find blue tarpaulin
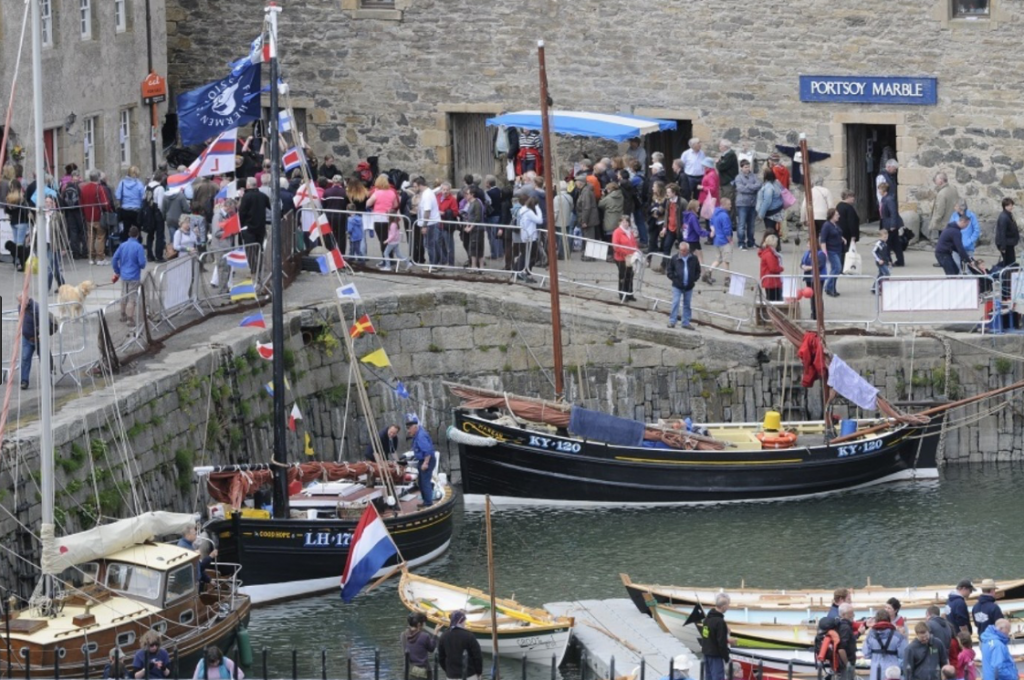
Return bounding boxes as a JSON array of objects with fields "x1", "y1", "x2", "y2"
[
  {"x1": 569, "y1": 405, "x2": 646, "y2": 447},
  {"x1": 486, "y1": 111, "x2": 676, "y2": 143}
]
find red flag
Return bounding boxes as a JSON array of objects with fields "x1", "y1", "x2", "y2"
[
  {"x1": 288, "y1": 403, "x2": 302, "y2": 432},
  {"x1": 256, "y1": 342, "x2": 274, "y2": 360},
  {"x1": 349, "y1": 314, "x2": 376, "y2": 339},
  {"x1": 221, "y1": 213, "x2": 241, "y2": 237}
]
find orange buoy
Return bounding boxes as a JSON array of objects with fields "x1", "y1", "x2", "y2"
[{"x1": 755, "y1": 431, "x2": 799, "y2": 450}]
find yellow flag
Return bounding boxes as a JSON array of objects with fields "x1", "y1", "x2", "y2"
[
  {"x1": 359, "y1": 348, "x2": 390, "y2": 368},
  {"x1": 304, "y1": 431, "x2": 314, "y2": 456}
]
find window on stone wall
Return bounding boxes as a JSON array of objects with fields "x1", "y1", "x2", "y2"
[
  {"x1": 115, "y1": 0, "x2": 131, "y2": 33},
  {"x1": 83, "y1": 116, "x2": 96, "y2": 171},
  {"x1": 41, "y1": 0, "x2": 54, "y2": 47},
  {"x1": 360, "y1": 0, "x2": 396, "y2": 7},
  {"x1": 952, "y1": 0, "x2": 989, "y2": 17},
  {"x1": 119, "y1": 109, "x2": 132, "y2": 167},
  {"x1": 79, "y1": 0, "x2": 92, "y2": 40}
]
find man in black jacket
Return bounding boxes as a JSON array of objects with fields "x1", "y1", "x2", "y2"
[
  {"x1": 995, "y1": 198, "x2": 1019, "y2": 266},
  {"x1": 699, "y1": 594, "x2": 733, "y2": 680},
  {"x1": 935, "y1": 217, "x2": 975, "y2": 276},
  {"x1": 667, "y1": 242, "x2": 702, "y2": 330},
  {"x1": 438, "y1": 610, "x2": 482, "y2": 680},
  {"x1": 238, "y1": 176, "x2": 270, "y2": 269}
]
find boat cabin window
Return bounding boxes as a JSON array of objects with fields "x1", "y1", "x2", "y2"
[
  {"x1": 165, "y1": 564, "x2": 195, "y2": 604},
  {"x1": 105, "y1": 562, "x2": 163, "y2": 603},
  {"x1": 59, "y1": 562, "x2": 99, "y2": 589}
]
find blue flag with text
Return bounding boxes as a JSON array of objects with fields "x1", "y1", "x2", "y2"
[{"x1": 177, "y1": 63, "x2": 261, "y2": 146}]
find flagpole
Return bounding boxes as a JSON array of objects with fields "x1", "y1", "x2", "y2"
[
  {"x1": 266, "y1": 2, "x2": 289, "y2": 520},
  {"x1": 485, "y1": 496, "x2": 500, "y2": 679}
]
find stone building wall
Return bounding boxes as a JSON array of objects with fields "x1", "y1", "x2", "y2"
[
  {"x1": 0, "y1": 0, "x2": 168, "y2": 182},
  {"x1": 166, "y1": 0, "x2": 1024, "y2": 227},
  {"x1": 2, "y1": 289, "x2": 1022, "y2": 597}
]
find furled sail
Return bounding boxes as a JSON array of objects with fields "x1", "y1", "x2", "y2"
[{"x1": 40, "y1": 511, "x2": 198, "y2": 575}]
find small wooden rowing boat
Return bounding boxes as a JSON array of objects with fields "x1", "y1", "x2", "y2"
[
  {"x1": 622, "y1": 573, "x2": 1024, "y2": 616},
  {"x1": 398, "y1": 571, "x2": 574, "y2": 665}
]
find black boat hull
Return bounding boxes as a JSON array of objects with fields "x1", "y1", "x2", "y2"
[
  {"x1": 455, "y1": 412, "x2": 942, "y2": 506},
  {"x1": 207, "y1": 489, "x2": 457, "y2": 605}
]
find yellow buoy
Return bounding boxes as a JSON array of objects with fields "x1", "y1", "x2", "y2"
[{"x1": 762, "y1": 411, "x2": 782, "y2": 432}]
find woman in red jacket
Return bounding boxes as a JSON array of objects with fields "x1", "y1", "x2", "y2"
[
  {"x1": 759, "y1": 233, "x2": 784, "y2": 302},
  {"x1": 611, "y1": 217, "x2": 639, "y2": 302}
]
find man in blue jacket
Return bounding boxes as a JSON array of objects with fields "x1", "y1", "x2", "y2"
[
  {"x1": 111, "y1": 226, "x2": 147, "y2": 327},
  {"x1": 667, "y1": 241, "x2": 702, "y2": 330},
  {"x1": 406, "y1": 414, "x2": 436, "y2": 508},
  {"x1": 946, "y1": 580, "x2": 974, "y2": 634},
  {"x1": 706, "y1": 197, "x2": 733, "y2": 285},
  {"x1": 972, "y1": 579, "x2": 1004, "y2": 636},
  {"x1": 981, "y1": 618, "x2": 1016, "y2": 680}
]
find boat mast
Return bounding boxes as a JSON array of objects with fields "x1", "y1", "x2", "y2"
[
  {"x1": 485, "y1": 496, "x2": 500, "y2": 679},
  {"x1": 798, "y1": 134, "x2": 831, "y2": 422},
  {"x1": 537, "y1": 41, "x2": 564, "y2": 401},
  {"x1": 266, "y1": 2, "x2": 289, "y2": 519},
  {"x1": 33, "y1": 0, "x2": 55, "y2": 549}
]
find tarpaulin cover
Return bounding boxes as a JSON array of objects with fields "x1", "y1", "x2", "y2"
[
  {"x1": 569, "y1": 405, "x2": 646, "y2": 447},
  {"x1": 486, "y1": 110, "x2": 676, "y2": 142}
]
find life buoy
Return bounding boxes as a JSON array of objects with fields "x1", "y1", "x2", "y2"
[{"x1": 755, "y1": 431, "x2": 798, "y2": 450}]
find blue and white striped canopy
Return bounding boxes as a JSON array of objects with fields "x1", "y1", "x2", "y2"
[{"x1": 486, "y1": 110, "x2": 677, "y2": 142}]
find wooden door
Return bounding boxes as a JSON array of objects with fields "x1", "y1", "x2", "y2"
[{"x1": 449, "y1": 113, "x2": 495, "y2": 184}]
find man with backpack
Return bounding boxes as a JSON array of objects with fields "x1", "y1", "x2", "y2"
[
  {"x1": 862, "y1": 608, "x2": 907, "y2": 680},
  {"x1": 816, "y1": 604, "x2": 858, "y2": 680},
  {"x1": 59, "y1": 173, "x2": 88, "y2": 259},
  {"x1": 140, "y1": 174, "x2": 166, "y2": 262},
  {"x1": 904, "y1": 622, "x2": 948, "y2": 680},
  {"x1": 698, "y1": 594, "x2": 733, "y2": 680}
]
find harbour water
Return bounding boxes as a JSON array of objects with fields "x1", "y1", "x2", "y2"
[{"x1": 247, "y1": 463, "x2": 1024, "y2": 679}]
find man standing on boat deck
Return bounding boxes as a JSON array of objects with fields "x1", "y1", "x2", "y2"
[
  {"x1": 972, "y1": 579, "x2": 1004, "y2": 637},
  {"x1": 699, "y1": 593, "x2": 734, "y2": 680},
  {"x1": 365, "y1": 424, "x2": 400, "y2": 462},
  {"x1": 406, "y1": 414, "x2": 436, "y2": 508},
  {"x1": 947, "y1": 580, "x2": 974, "y2": 634}
]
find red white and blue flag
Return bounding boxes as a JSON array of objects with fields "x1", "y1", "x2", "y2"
[
  {"x1": 167, "y1": 129, "x2": 238, "y2": 192},
  {"x1": 340, "y1": 504, "x2": 398, "y2": 603},
  {"x1": 225, "y1": 249, "x2": 249, "y2": 268},
  {"x1": 283, "y1": 147, "x2": 304, "y2": 173},
  {"x1": 239, "y1": 311, "x2": 266, "y2": 329},
  {"x1": 256, "y1": 341, "x2": 274, "y2": 360}
]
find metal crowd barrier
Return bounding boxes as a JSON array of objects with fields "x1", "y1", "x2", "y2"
[
  {"x1": 1, "y1": 302, "x2": 105, "y2": 387},
  {"x1": 643, "y1": 251, "x2": 753, "y2": 329}
]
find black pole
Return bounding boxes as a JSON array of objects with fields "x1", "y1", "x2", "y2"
[
  {"x1": 53, "y1": 649, "x2": 59, "y2": 680},
  {"x1": 347, "y1": 654, "x2": 353, "y2": 680},
  {"x1": 173, "y1": 647, "x2": 180, "y2": 680},
  {"x1": 521, "y1": 654, "x2": 527, "y2": 680},
  {"x1": 609, "y1": 656, "x2": 615, "y2": 680},
  {"x1": 83, "y1": 646, "x2": 89, "y2": 680},
  {"x1": 262, "y1": 648, "x2": 269, "y2": 680},
  {"x1": 405, "y1": 652, "x2": 411, "y2": 680},
  {"x1": 581, "y1": 650, "x2": 587, "y2": 680},
  {"x1": 266, "y1": 3, "x2": 289, "y2": 519},
  {"x1": 291, "y1": 649, "x2": 297, "y2": 680},
  {"x1": 23, "y1": 647, "x2": 29, "y2": 680},
  {"x1": 640, "y1": 657, "x2": 646, "y2": 680},
  {"x1": 144, "y1": 0, "x2": 156, "y2": 173},
  {"x1": 788, "y1": 660, "x2": 794, "y2": 680},
  {"x1": 757, "y1": 660, "x2": 763, "y2": 680},
  {"x1": 321, "y1": 648, "x2": 327, "y2": 680}
]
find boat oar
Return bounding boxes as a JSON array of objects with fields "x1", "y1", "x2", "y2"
[
  {"x1": 364, "y1": 563, "x2": 404, "y2": 594},
  {"x1": 467, "y1": 595, "x2": 548, "y2": 626},
  {"x1": 579, "y1": 620, "x2": 643, "y2": 655}
]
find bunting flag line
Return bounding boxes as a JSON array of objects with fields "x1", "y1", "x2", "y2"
[
  {"x1": 220, "y1": 213, "x2": 241, "y2": 237},
  {"x1": 249, "y1": 33, "x2": 271, "y2": 65},
  {"x1": 293, "y1": 181, "x2": 319, "y2": 209},
  {"x1": 288, "y1": 403, "x2": 303, "y2": 432},
  {"x1": 395, "y1": 381, "x2": 410, "y2": 400},
  {"x1": 225, "y1": 248, "x2": 249, "y2": 268},
  {"x1": 283, "y1": 147, "x2": 304, "y2": 173},
  {"x1": 256, "y1": 342, "x2": 274, "y2": 360},
  {"x1": 167, "y1": 128, "x2": 238, "y2": 193},
  {"x1": 360, "y1": 348, "x2": 390, "y2": 368},
  {"x1": 349, "y1": 314, "x2": 376, "y2": 339},
  {"x1": 240, "y1": 311, "x2": 266, "y2": 329},
  {"x1": 337, "y1": 283, "x2": 360, "y2": 300},
  {"x1": 263, "y1": 377, "x2": 291, "y2": 397},
  {"x1": 230, "y1": 280, "x2": 256, "y2": 301},
  {"x1": 279, "y1": 110, "x2": 294, "y2": 133},
  {"x1": 304, "y1": 431, "x2": 314, "y2": 456},
  {"x1": 310, "y1": 213, "x2": 331, "y2": 241},
  {"x1": 326, "y1": 248, "x2": 345, "y2": 272}
]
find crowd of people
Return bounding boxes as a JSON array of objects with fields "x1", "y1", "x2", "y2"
[
  {"x1": 696, "y1": 581, "x2": 1017, "y2": 680},
  {"x1": 3, "y1": 132, "x2": 1020, "y2": 342}
]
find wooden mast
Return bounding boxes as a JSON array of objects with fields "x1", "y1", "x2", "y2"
[
  {"x1": 485, "y1": 495, "x2": 500, "y2": 679},
  {"x1": 798, "y1": 134, "x2": 831, "y2": 423},
  {"x1": 537, "y1": 40, "x2": 565, "y2": 401}
]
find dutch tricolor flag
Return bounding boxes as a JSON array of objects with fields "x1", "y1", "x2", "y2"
[{"x1": 339, "y1": 504, "x2": 399, "y2": 603}]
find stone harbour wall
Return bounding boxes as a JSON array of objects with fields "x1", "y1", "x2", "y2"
[
  {"x1": 2, "y1": 290, "x2": 1023, "y2": 596},
  {"x1": 165, "y1": 0, "x2": 1024, "y2": 225}
]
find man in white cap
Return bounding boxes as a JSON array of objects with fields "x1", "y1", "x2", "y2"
[{"x1": 406, "y1": 413, "x2": 436, "y2": 508}]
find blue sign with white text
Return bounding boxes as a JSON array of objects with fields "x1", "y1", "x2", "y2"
[{"x1": 800, "y1": 76, "x2": 938, "y2": 105}]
